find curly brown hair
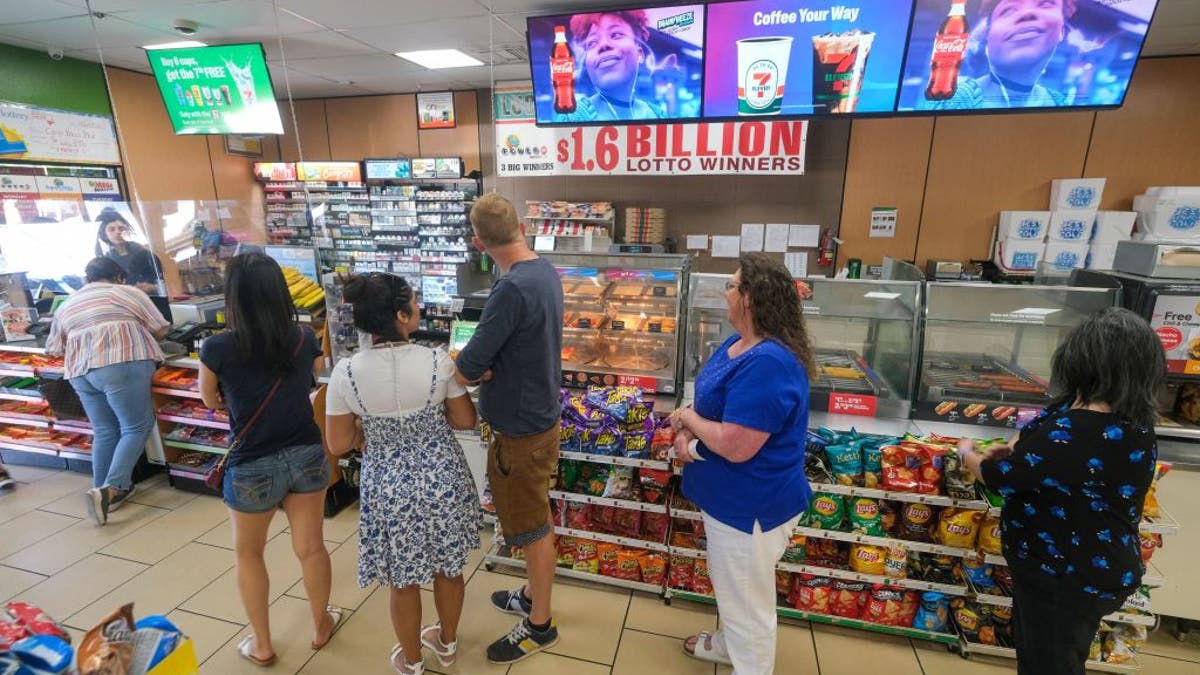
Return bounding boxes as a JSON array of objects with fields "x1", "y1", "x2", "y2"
[{"x1": 737, "y1": 253, "x2": 816, "y2": 379}]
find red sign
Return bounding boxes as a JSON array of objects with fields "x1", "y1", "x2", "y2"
[
  {"x1": 616, "y1": 375, "x2": 658, "y2": 393},
  {"x1": 253, "y1": 162, "x2": 297, "y2": 181},
  {"x1": 827, "y1": 393, "x2": 878, "y2": 417},
  {"x1": 1156, "y1": 326, "x2": 1183, "y2": 351}
]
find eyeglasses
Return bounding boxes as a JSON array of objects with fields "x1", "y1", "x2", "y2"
[{"x1": 724, "y1": 281, "x2": 741, "y2": 292}]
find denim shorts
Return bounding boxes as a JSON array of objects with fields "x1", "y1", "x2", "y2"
[{"x1": 223, "y1": 443, "x2": 330, "y2": 513}]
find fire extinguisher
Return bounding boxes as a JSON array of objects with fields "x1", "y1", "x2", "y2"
[{"x1": 817, "y1": 227, "x2": 836, "y2": 268}]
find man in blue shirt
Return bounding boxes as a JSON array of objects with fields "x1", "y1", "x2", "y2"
[{"x1": 455, "y1": 193, "x2": 563, "y2": 664}]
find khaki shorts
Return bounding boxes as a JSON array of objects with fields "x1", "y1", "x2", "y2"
[{"x1": 488, "y1": 425, "x2": 559, "y2": 547}]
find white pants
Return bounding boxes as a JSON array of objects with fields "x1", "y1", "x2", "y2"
[{"x1": 703, "y1": 511, "x2": 794, "y2": 675}]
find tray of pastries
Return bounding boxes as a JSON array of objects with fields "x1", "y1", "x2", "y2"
[{"x1": 561, "y1": 337, "x2": 601, "y2": 366}]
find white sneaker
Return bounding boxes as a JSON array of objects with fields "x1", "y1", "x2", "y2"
[{"x1": 420, "y1": 623, "x2": 457, "y2": 667}]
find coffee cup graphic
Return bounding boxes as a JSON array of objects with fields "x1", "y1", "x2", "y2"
[
  {"x1": 812, "y1": 31, "x2": 875, "y2": 114},
  {"x1": 737, "y1": 37, "x2": 793, "y2": 115}
]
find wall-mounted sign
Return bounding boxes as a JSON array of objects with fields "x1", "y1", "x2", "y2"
[
  {"x1": 145, "y1": 43, "x2": 284, "y2": 135},
  {"x1": 416, "y1": 92, "x2": 456, "y2": 129},
  {"x1": 253, "y1": 162, "x2": 297, "y2": 181},
  {"x1": 296, "y1": 162, "x2": 361, "y2": 182},
  {"x1": 0, "y1": 102, "x2": 120, "y2": 165}
]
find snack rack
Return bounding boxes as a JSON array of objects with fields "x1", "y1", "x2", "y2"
[
  {"x1": 525, "y1": 201, "x2": 615, "y2": 253},
  {"x1": 151, "y1": 358, "x2": 229, "y2": 493},
  {"x1": 0, "y1": 341, "x2": 97, "y2": 469}
]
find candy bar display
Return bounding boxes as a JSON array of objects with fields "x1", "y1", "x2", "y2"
[
  {"x1": 549, "y1": 252, "x2": 690, "y2": 396},
  {"x1": 152, "y1": 366, "x2": 199, "y2": 390}
]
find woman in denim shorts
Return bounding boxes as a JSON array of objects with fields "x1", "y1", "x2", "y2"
[{"x1": 199, "y1": 253, "x2": 342, "y2": 666}]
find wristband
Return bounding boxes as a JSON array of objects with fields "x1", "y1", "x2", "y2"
[{"x1": 688, "y1": 438, "x2": 705, "y2": 461}]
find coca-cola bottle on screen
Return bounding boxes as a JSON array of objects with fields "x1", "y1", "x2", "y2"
[
  {"x1": 551, "y1": 26, "x2": 576, "y2": 114},
  {"x1": 925, "y1": 0, "x2": 969, "y2": 101}
]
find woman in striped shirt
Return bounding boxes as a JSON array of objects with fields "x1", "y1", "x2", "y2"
[{"x1": 47, "y1": 257, "x2": 170, "y2": 526}]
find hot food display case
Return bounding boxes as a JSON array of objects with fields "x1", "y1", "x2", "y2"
[
  {"x1": 684, "y1": 273, "x2": 922, "y2": 422},
  {"x1": 916, "y1": 282, "x2": 1117, "y2": 429},
  {"x1": 546, "y1": 252, "x2": 690, "y2": 396}
]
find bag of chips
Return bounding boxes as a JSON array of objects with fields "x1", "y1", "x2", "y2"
[
  {"x1": 805, "y1": 538, "x2": 845, "y2": 567},
  {"x1": 77, "y1": 603, "x2": 136, "y2": 675},
  {"x1": 884, "y1": 545, "x2": 909, "y2": 579},
  {"x1": 596, "y1": 543, "x2": 621, "y2": 577},
  {"x1": 913, "y1": 592, "x2": 949, "y2": 632},
  {"x1": 641, "y1": 513, "x2": 670, "y2": 543},
  {"x1": 1121, "y1": 586, "x2": 1152, "y2": 615},
  {"x1": 915, "y1": 554, "x2": 959, "y2": 585},
  {"x1": 1140, "y1": 532, "x2": 1163, "y2": 563},
  {"x1": 806, "y1": 493, "x2": 846, "y2": 530},
  {"x1": 830, "y1": 581, "x2": 869, "y2": 619},
  {"x1": 825, "y1": 444, "x2": 863, "y2": 486},
  {"x1": 951, "y1": 599, "x2": 988, "y2": 645},
  {"x1": 593, "y1": 424, "x2": 623, "y2": 456},
  {"x1": 560, "y1": 419, "x2": 580, "y2": 453},
  {"x1": 1089, "y1": 628, "x2": 1105, "y2": 662},
  {"x1": 977, "y1": 515, "x2": 1003, "y2": 555},
  {"x1": 640, "y1": 554, "x2": 667, "y2": 586},
  {"x1": 849, "y1": 544, "x2": 887, "y2": 575},
  {"x1": 804, "y1": 446, "x2": 834, "y2": 483},
  {"x1": 602, "y1": 466, "x2": 636, "y2": 500},
  {"x1": 880, "y1": 500, "x2": 898, "y2": 534},
  {"x1": 573, "y1": 540, "x2": 599, "y2": 574},
  {"x1": 900, "y1": 591, "x2": 920, "y2": 627},
  {"x1": 622, "y1": 423, "x2": 653, "y2": 459},
  {"x1": 614, "y1": 550, "x2": 643, "y2": 581},
  {"x1": 691, "y1": 559, "x2": 714, "y2": 595},
  {"x1": 898, "y1": 503, "x2": 937, "y2": 542},
  {"x1": 919, "y1": 446, "x2": 949, "y2": 495},
  {"x1": 792, "y1": 575, "x2": 832, "y2": 614},
  {"x1": 864, "y1": 586, "x2": 905, "y2": 626},
  {"x1": 881, "y1": 445, "x2": 920, "y2": 492},
  {"x1": 992, "y1": 604, "x2": 1013, "y2": 643},
  {"x1": 782, "y1": 535, "x2": 807, "y2": 563},
  {"x1": 936, "y1": 508, "x2": 983, "y2": 548},
  {"x1": 960, "y1": 559, "x2": 995, "y2": 590},
  {"x1": 611, "y1": 509, "x2": 642, "y2": 539},
  {"x1": 1143, "y1": 461, "x2": 1171, "y2": 518},
  {"x1": 1104, "y1": 624, "x2": 1147, "y2": 664},
  {"x1": 556, "y1": 537, "x2": 579, "y2": 567},
  {"x1": 943, "y1": 451, "x2": 977, "y2": 500},
  {"x1": 776, "y1": 570, "x2": 794, "y2": 598},
  {"x1": 591, "y1": 505, "x2": 615, "y2": 532},
  {"x1": 564, "y1": 503, "x2": 592, "y2": 531},
  {"x1": 993, "y1": 566, "x2": 1013, "y2": 594},
  {"x1": 862, "y1": 443, "x2": 885, "y2": 488},
  {"x1": 668, "y1": 555, "x2": 694, "y2": 590},
  {"x1": 639, "y1": 469, "x2": 671, "y2": 504},
  {"x1": 649, "y1": 422, "x2": 675, "y2": 462},
  {"x1": 578, "y1": 464, "x2": 609, "y2": 496},
  {"x1": 848, "y1": 497, "x2": 885, "y2": 536}
]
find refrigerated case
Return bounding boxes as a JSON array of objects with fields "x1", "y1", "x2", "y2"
[
  {"x1": 547, "y1": 251, "x2": 690, "y2": 396},
  {"x1": 684, "y1": 273, "x2": 922, "y2": 420},
  {"x1": 916, "y1": 282, "x2": 1117, "y2": 429}
]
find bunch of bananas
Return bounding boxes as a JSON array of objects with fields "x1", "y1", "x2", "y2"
[{"x1": 282, "y1": 266, "x2": 325, "y2": 309}]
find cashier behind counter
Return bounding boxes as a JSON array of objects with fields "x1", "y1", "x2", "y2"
[{"x1": 94, "y1": 207, "x2": 165, "y2": 295}]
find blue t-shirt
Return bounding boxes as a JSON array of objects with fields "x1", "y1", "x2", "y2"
[{"x1": 681, "y1": 334, "x2": 811, "y2": 534}]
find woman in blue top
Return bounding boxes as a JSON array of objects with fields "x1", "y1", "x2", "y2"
[{"x1": 671, "y1": 253, "x2": 814, "y2": 674}]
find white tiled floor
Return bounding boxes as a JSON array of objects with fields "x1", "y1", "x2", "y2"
[{"x1": 0, "y1": 465, "x2": 1197, "y2": 674}]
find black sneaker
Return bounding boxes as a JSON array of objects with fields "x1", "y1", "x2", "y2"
[
  {"x1": 85, "y1": 487, "x2": 110, "y2": 526},
  {"x1": 486, "y1": 618, "x2": 558, "y2": 664},
  {"x1": 0, "y1": 467, "x2": 14, "y2": 491},
  {"x1": 108, "y1": 484, "x2": 137, "y2": 512},
  {"x1": 490, "y1": 586, "x2": 532, "y2": 617}
]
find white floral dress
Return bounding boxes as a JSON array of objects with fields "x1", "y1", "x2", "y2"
[{"x1": 348, "y1": 348, "x2": 482, "y2": 588}]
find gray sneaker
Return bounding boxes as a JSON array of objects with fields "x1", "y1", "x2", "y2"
[
  {"x1": 108, "y1": 484, "x2": 137, "y2": 512},
  {"x1": 85, "y1": 487, "x2": 109, "y2": 526}
]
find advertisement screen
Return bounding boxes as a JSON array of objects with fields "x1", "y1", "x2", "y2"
[
  {"x1": 528, "y1": 5, "x2": 706, "y2": 125},
  {"x1": 146, "y1": 43, "x2": 284, "y2": 135},
  {"x1": 703, "y1": 0, "x2": 915, "y2": 117},
  {"x1": 896, "y1": 0, "x2": 1158, "y2": 112},
  {"x1": 364, "y1": 160, "x2": 412, "y2": 180}
]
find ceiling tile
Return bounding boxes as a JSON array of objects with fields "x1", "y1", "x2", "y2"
[
  {"x1": 262, "y1": 30, "x2": 378, "y2": 61},
  {"x1": 344, "y1": 15, "x2": 499, "y2": 54},
  {"x1": 0, "y1": 14, "x2": 178, "y2": 50},
  {"x1": 284, "y1": 53, "x2": 422, "y2": 81},
  {"x1": 117, "y1": 0, "x2": 320, "y2": 39},
  {"x1": 0, "y1": 1, "x2": 88, "y2": 25},
  {"x1": 55, "y1": 0, "x2": 235, "y2": 12},
  {"x1": 480, "y1": 0, "x2": 579, "y2": 14},
  {"x1": 276, "y1": 0, "x2": 487, "y2": 30}
]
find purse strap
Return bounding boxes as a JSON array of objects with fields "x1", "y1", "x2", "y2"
[{"x1": 224, "y1": 329, "x2": 307, "y2": 454}]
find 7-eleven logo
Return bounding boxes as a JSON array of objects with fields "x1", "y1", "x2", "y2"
[{"x1": 743, "y1": 59, "x2": 782, "y2": 109}]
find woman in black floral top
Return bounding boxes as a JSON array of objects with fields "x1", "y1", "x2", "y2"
[{"x1": 960, "y1": 308, "x2": 1165, "y2": 675}]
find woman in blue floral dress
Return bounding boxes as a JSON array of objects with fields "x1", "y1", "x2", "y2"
[{"x1": 326, "y1": 273, "x2": 482, "y2": 675}]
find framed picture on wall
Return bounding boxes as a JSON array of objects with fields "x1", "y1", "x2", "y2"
[
  {"x1": 416, "y1": 91, "x2": 456, "y2": 130},
  {"x1": 224, "y1": 135, "x2": 264, "y2": 157}
]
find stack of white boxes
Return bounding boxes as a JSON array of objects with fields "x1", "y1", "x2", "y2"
[
  {"x1": 1132, "y1": 187, "x2": 1200, "y2": 242},
  {"x1": 993, "y1": 178, "x2": 1135, "y2": 273}
]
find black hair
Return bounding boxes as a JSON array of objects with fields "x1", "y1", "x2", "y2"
[
  {"x1": 223, "y1": 253, "x2": 298, "y2": 375},
  {"x1": 85, "y1": 257, "x2": 126, "y2": 284},
  {"x1": 341, "y1": 273, "x2": 414, "y2": 343},
  {"x1": 1050, "y1": 307, "x2": 1166, "y2": 429},
  {"x1": 95, "y1": 207, "x2": 132, "y2": 255}
]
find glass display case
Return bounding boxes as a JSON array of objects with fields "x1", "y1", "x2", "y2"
[
  {"x1": 684, "y1": 273, "x2": 922, "y2": 420},
  {"x1": 545, "y1": 252, "x2": 691, "y2": 395},
  {"x1": 917, "y1": 282, "x2": 1117, "y2": 429}
]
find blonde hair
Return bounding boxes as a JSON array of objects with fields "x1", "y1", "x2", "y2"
[{"x1": 470, "y1": 193, "x2": 522, "y2": 248}]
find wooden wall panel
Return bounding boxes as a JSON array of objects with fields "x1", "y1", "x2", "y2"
[
  {"x1": 915, "y1": 111, "x2": 1094, "y2": 266},
  {"x1": 418, "y1": 91, "x2": 482, "y2": 174},
  {"x1": 837, "y1": 117, "x2": 934, "y2": 266},
  {"x1": 325, "y1": 95, "x2": 419, "y2": 159},
  {"x1": 206, "y1": 136, "x2": 267, "y2": 242},
  {"x1": 1085, "y1": 56, "x2": 1200, "y2": 210},
  {"x1": 278, "y1": 99, "x2": 331, "y2": 161}
]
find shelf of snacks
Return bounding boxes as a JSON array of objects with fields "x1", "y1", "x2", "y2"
[
  {"x1": 156, "y1": 414, "x2": 229, "y2": 431},
  {"x1": 548, "y1": 490, "x2": 668, "y2": 514},
  {"x1": 485, "y1": 542, "x2": 666, "y2": 595},
  {"x1": 957, "y1": 635, "x2": 1140, "y2": 673},
  {"x1": 558, "y1": 451, "x2": 670, "y2": 471},
  {"x1": 162, "y1": 423, "x2": 229, "y2": 455}
]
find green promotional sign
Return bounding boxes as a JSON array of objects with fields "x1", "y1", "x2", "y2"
[{"x1": 146, "y1": 43, "x2": 283, "y2": 135}]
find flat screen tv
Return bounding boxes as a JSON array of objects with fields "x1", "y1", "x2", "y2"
[
  {"x1": 145, "y1": 43, "x2": 284, "y2": 135},
  {"x1": 895, "y1": 0, "x2": 1159, "y2": 112},
  {"x1": 703, "y1": 0, "x2": 916, "y2": 118},
  {"x1": 526, "y1": 4, "x2": 706, "y2": 125}
]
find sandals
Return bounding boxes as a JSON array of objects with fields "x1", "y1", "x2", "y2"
[
  {"x1": 420, "y1": 623, "x2": 457, "y2": 667},
  {"x1": 683, "y1": 631, "x2": 733, "y2": 665},
  {"x1": 390, "y1": 644, "x2": 425, "y2": 674},
  {"x1": 311, "y1": 606, "x2": 345, "y2": 650},
  {"x1": 237, "y1": 635, "x2": 277, "y2": 667}
]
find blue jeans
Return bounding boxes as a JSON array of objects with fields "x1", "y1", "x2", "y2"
[
  {"x1": 223, "y1": 443, "x2": 329, "y2": 513},
  {"x1": 70, "y1": 360, "x2": 157, "y2": 491}
]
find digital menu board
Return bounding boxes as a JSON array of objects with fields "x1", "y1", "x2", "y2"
[
  {"x1": 527, "y1": 4, "x2": 706, "y2": 125},
  {"x1": 364, "y1": 159, "x2": 413, "y2": 180},
  {"x1": 896, "y1": 0, "x2": 1158, "y2": 112},
  {"x1": 146, "y1": 43, "x2": 284, "y2": 135},
  {"x1": 703, "y1": 0, "x2": 915, "y2": 117}
]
